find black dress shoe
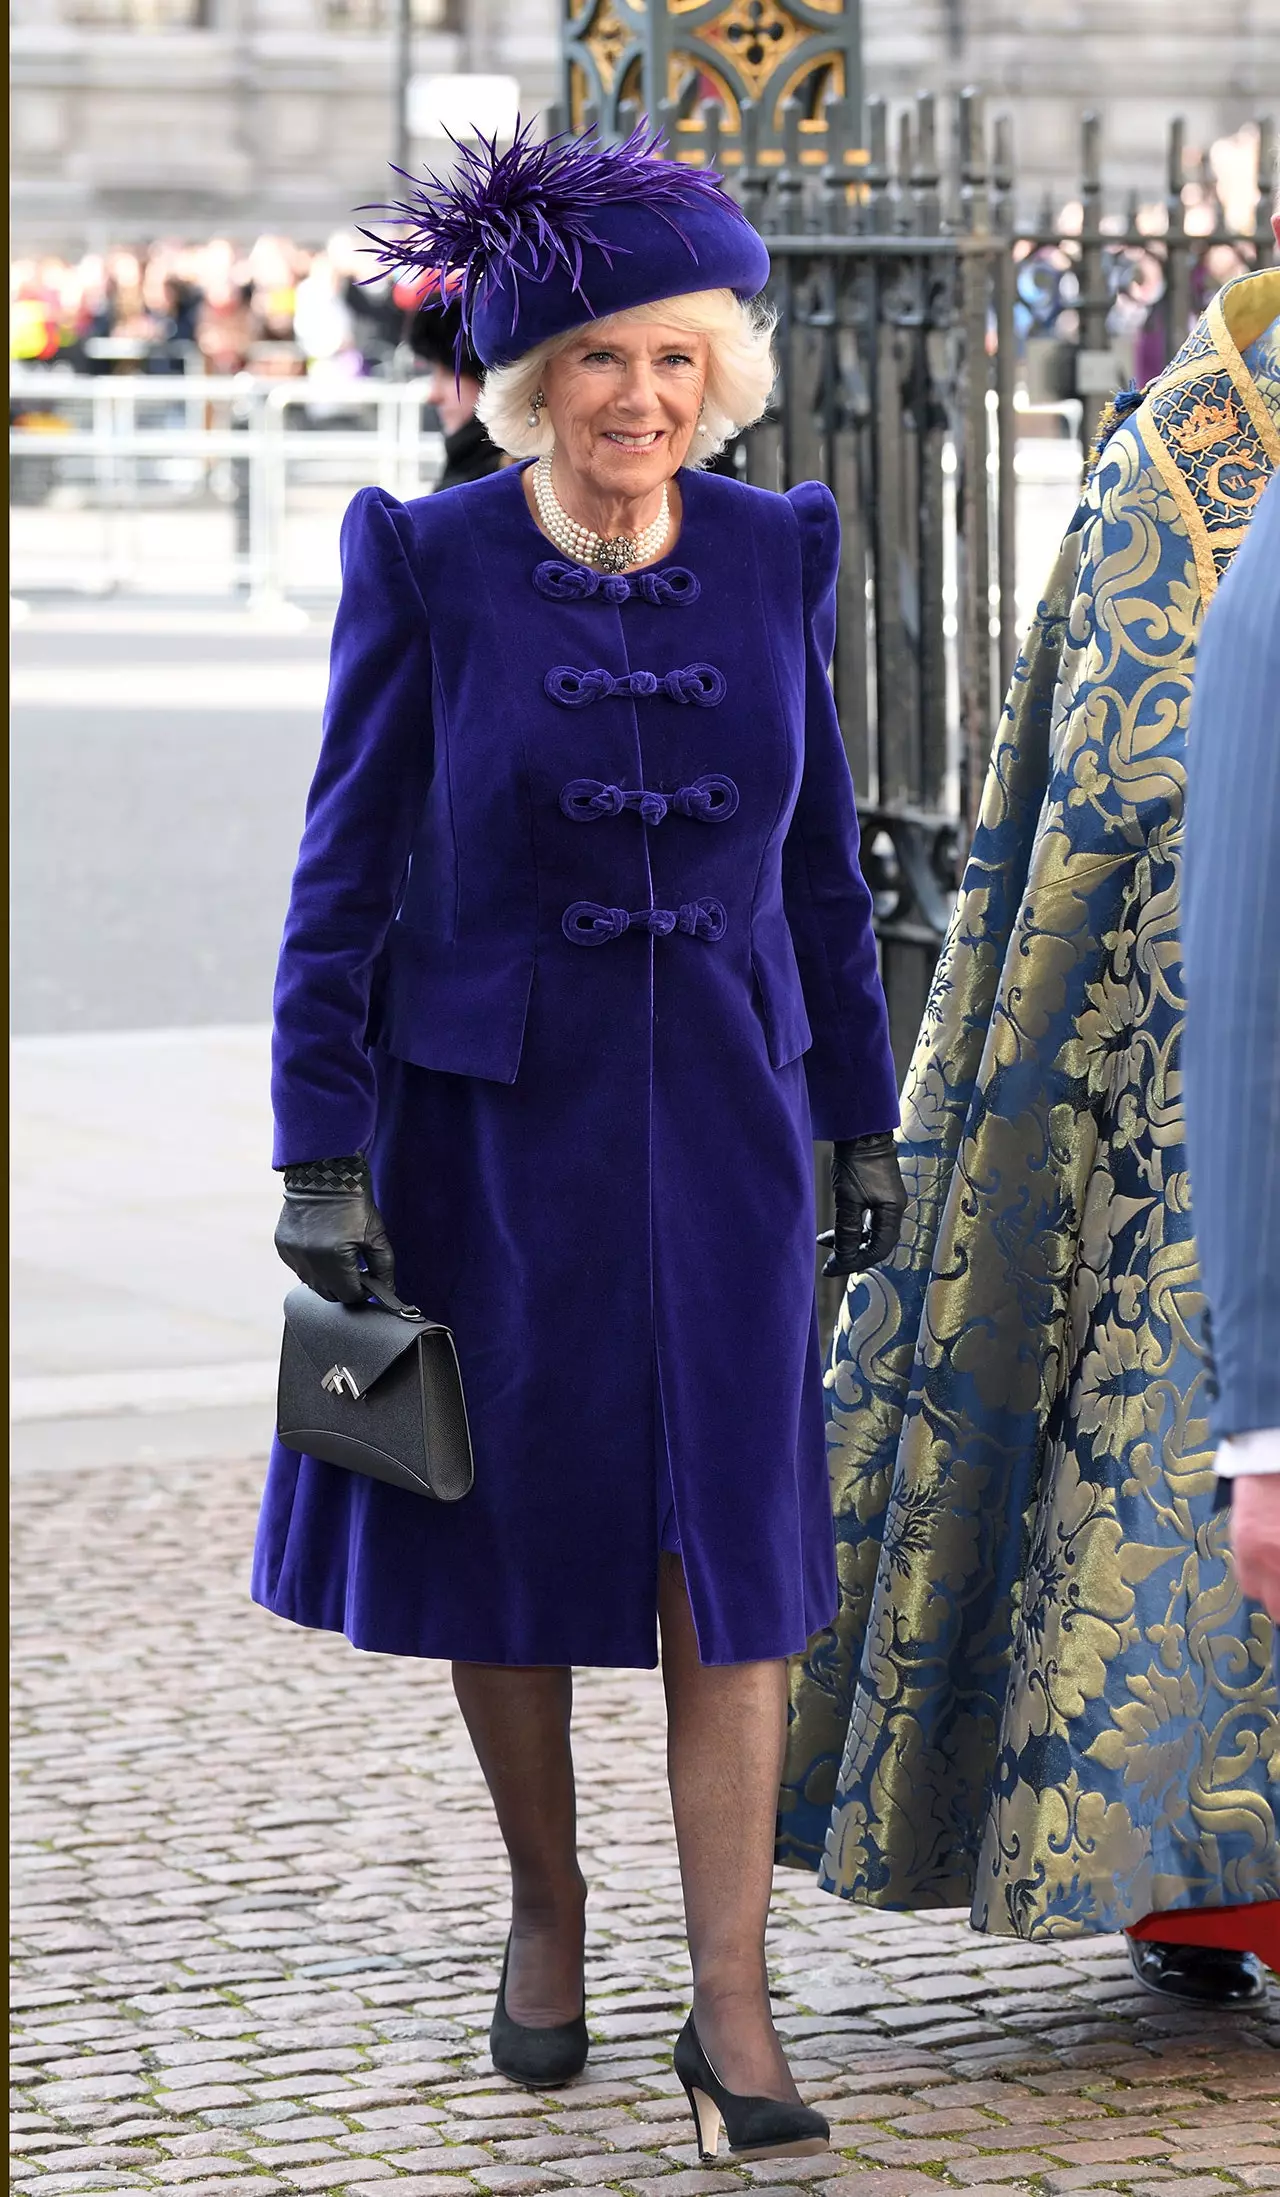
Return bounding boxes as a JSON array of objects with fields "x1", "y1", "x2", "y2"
[
  {"x1": 673, "y1": 2014, "x2": 829, "y2": 2163},
  {"x1": 1128, "y1": 1936, "x2": 1268, "y2": 2007},
  {"x1": 489, "y1": 1938, "x2": 588, "y2": 2088}
]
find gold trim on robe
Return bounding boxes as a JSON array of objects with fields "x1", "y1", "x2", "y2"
[{"x1": 779, "y1": 268, "x2": 1280, "y2": 1938}]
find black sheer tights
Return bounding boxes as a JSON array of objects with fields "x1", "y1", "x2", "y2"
[{"x1": 450, "y1": 1552, "x2": 799, "y2": 2101}]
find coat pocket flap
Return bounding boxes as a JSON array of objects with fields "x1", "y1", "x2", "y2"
[
  {"x1": 750, "y1": 933, "x2": 813, "y2": 1071},
  {"x1": 372, "y1": 922, "x2": 535, "y2": 1086},
  {"x1": 282, "y1": 1286, "x2": 444, "y2": 1398}
]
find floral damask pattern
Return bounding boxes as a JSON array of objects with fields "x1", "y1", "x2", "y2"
[{"x1": 779, "y1": 270, "x2": 1280, "y2": 1937}]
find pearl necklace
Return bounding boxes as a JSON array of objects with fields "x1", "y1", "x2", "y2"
[{"x1": 534, "y1": 454, "x2": 669, "y2": 575}]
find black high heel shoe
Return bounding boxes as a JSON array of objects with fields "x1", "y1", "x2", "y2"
[
  {"x1": 489, "y1": 1937, "x2": 589, "y2": 2089},
  {"x1": 673, "y1": 2014, "x2": 829, "y2": 2163}
]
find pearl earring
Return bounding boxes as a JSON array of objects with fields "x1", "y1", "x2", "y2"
[{"x1": 527, "y1": 388, "x2": 545, "y2": 429}]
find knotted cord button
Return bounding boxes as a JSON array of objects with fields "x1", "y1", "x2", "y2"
[
  {"x1": 562, "y1": 902, "x2": 632, "y2": 944},
  {"x1": 533, "y1": 561, "x2": 701, "y2": 607},
  {"x1": 533, "y1": 561, "x2": 598, "y2": 601},
  {"x1": 662, "y1": 663, "x2": 726, "y2": 706},
  {"x1": 561, "y1": 897, "x2": 727, "y2": 945},
  {"x1": 671, "y1": 773, "x2": 740, "y2": 821},
  {"x1": 559, "y1": 775, "x2": 737, "y2": 826},
  {"x1": 559, "y1": 779, "x2": 628, "y2": 821},
  {"x1": 545, "y1": 665, "x2": 616, "y2": 708},
  {"x1": 639, "y1": 568, "x2": 700, "y2": 605},
  {"x1": 544, "y1": 663, "x2": 727, "y2": 708},
  {"x1": 676, "y1": 899, "x2": 728, "y2": 940}
]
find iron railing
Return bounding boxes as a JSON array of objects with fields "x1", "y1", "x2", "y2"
[
  {"x1": 628, "y1": 92, "x2": 1274, "y2": 1325},
  {"x1": 625, "y1": 93, "x2": 1276, "y2": 1083},
  {"x1": 10, "y1": 373, "x2": 445, "y2": 604}
]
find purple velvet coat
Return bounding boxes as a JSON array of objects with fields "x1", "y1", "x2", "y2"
[{"x1": 252, "y1": 463, "x2": 897, "y2": 1668}]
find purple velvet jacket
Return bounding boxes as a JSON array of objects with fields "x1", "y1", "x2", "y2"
[
  {"x1": 271, "y1": 464, "x2": 897, "y2": 1164},
  {"x1": 257, "y1": 463, "x2": 898, "y2": 1667}
]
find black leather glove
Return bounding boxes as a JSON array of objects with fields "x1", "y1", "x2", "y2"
[
  {"x1": 818, "y1": 1133, "x2": 908, "y2": 1277},
  {"x1": 274, "y1": 1155, "x2": 396, "y2": 1306}
]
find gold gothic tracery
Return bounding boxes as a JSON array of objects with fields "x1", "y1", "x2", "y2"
[
  {"x1": 697, "y1": 0, "x2": 808, "y2": 103},
  {"x1": 563, "y1": 0, "x2": 861, "y2": 167},
  {"x1": 666, "y1": 51, "x2": 743, "y2": 128},
  {"x1": 582, "y1": 0, "x2": 635, "y2": 91}
]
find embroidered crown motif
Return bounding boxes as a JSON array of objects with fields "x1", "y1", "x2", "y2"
[{"x1": 1173, "y1": 394, "x2": 1240, "y2": 455}]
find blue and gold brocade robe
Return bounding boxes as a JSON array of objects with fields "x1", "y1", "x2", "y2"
[{"x1": 779, "y1": 268, "x2": 1280, "y2": 1937}]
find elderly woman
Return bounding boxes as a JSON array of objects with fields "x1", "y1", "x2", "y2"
[{"x1": 254, "y1": 125, "x2": 905, "y2": 2150}]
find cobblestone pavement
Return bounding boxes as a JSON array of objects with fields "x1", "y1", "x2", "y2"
[{"x1": 12, "y1": 1457, "x2": 1279, "y2": 2197}]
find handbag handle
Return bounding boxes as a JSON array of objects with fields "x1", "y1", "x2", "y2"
[{"x1": 356, "y1": 1275, "x2": 425, "y2": 1321}]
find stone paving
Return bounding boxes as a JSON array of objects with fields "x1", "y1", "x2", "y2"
[{"x1": 12, "y1": 1456, "x2": 1280, "y2": 2197}]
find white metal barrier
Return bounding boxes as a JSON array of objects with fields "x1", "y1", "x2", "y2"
[{"x1": 10, "y1": 372, "x2": 447, "y2": 608}]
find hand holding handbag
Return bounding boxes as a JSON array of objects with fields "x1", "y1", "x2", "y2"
[
  {"x1": 274, "y1": 1155, "x2": 396, "y2": 1305},
  {"x1": 277, "y1": 1279, "x2": 474, "y2": 1502}
]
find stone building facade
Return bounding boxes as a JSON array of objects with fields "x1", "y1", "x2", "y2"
[
  {"x1": 862, "y1": 0, "x2": 1278, "y2": 208},
  {"x1": 10, "y1": 0, "x2": 561, "y2": 254},
  {"x1": 10, "y1": 0, "x2": 1280, "y2": 255}
]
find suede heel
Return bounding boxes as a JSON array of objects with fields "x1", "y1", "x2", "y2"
[
  {"x1": 673, "y1": 2013, "x2": 829, "y2": 2162},
  {"x1": 489, "y1": 1938, "x2": 589, "y2": 2088}
]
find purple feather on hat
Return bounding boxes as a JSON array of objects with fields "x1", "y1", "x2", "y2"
[{"x1": 357, "y1": 117, "x2": 750, "y2": 370}]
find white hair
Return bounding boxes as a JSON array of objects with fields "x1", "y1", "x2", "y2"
[{"x1": 476, "y1": 287, "x2": 777, "y2": 465}]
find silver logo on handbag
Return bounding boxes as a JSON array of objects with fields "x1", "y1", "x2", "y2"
[{"x1": 321, "y1": 1364, "x2": 361, "y2": 1399}]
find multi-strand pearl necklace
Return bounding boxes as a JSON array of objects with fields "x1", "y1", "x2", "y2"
[{"x1": 534, "y1": 454, "x2": 669, "y2": 575}]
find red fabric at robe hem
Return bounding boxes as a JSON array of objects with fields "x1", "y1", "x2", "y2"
[{"x1": 1128, "y1": 1899, "x2": 1280, "y2": 1966}]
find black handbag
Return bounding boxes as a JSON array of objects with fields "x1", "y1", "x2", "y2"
[{"x1": 277, "y1": 1281, "x2": 474, "y2": 1502}]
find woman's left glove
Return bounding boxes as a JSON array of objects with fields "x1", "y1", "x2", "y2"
[
  {"x1": 819, "y1": 1133, "x2": 908, "y2": 1276},
  {"x1": 274, "y1": 1155, "x2": 397, "y2": 1305}
]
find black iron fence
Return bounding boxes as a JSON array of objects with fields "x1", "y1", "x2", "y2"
[
  {"x1": 611, "y1": 92, "x2": 1274, "y2": 1082},
  {"x1": 585, "y1": 91, "x2": 1275, "y2": 1324}
]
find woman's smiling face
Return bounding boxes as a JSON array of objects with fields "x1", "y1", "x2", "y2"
[{"x1": 540, "y1": 314, "x2": 710, "y2": 502}]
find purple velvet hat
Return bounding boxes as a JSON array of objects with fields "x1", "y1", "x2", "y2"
[{"x1": 359, "y1": 120, "x2": 772, "y2": 371}]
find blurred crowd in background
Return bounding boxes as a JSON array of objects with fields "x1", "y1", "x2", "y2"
[
  {"x1": 10, "y1": 232, "x2": 431, "y2": 386},
  {"x1": 10, "y1": 126, "x2": 1266, "y2": 393}
]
